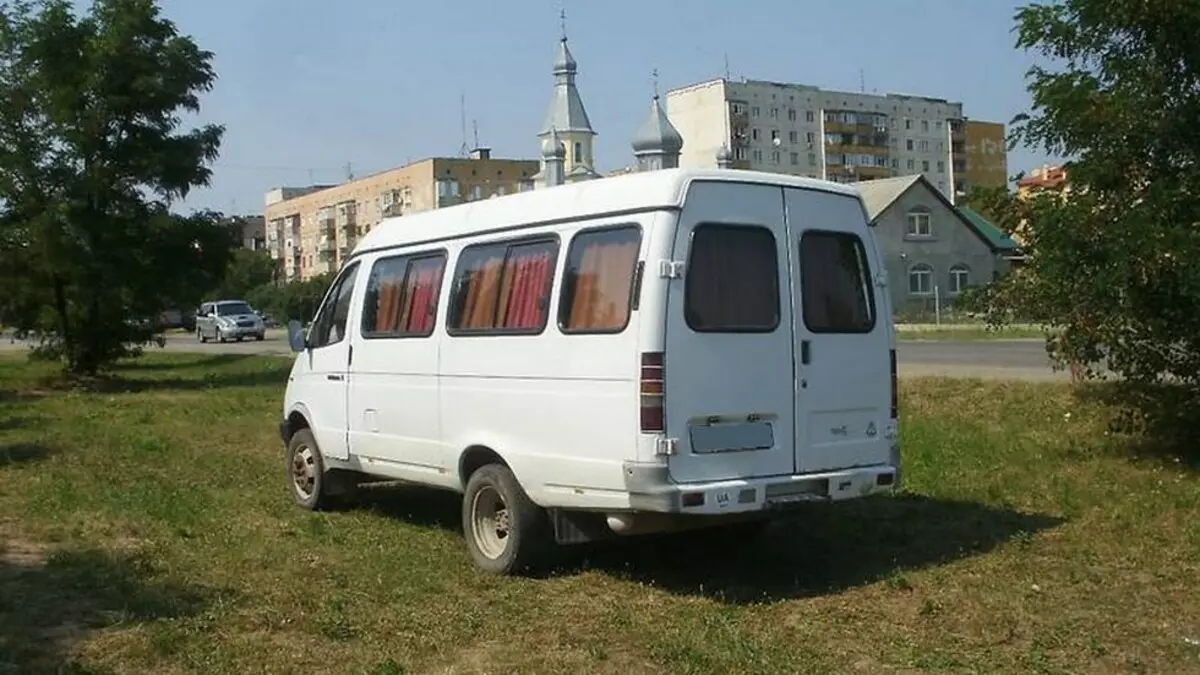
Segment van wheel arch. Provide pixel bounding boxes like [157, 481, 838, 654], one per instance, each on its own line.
[458, 445, 508, 489]
[285, 411, 310, 444]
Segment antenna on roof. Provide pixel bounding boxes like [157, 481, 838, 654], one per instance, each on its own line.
[345, 162, 354, 181]
[860, 68, 866, 93]
[472, 119, 480, 149]
[459, 93, 469, 158]
[724, 53, 730, 81]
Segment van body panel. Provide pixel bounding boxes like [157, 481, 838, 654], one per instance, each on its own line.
[278, 168, 897, 520]
[663, 181, 797, 484]
[435, 214, 651, 507]
[784, 187, 893, 473]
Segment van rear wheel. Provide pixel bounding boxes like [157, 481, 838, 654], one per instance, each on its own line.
[462, 463, 551, 575]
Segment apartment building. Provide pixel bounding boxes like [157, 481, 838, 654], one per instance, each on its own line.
[264, 149, 539, 281]
[664, 78, 1007, 202]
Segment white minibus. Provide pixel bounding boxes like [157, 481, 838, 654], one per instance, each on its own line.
[278, 168, 900, 575]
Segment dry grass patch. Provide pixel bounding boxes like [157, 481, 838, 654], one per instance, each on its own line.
[0, 353, 1197, 674]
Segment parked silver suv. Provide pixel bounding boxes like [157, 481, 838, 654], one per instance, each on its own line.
[196, 300, 266, 343]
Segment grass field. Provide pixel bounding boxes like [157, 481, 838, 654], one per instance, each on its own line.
[1, 354, 1197, 674]
[893, 324, 1048, 342]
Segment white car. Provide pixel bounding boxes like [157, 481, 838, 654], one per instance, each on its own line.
[196, 300, 266, 343]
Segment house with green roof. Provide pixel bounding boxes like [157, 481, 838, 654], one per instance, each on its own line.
[853, 174, 1021, 317]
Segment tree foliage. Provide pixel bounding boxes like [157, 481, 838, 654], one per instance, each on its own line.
[246, 273, 332, 326]
[0, 0, 227, 374]
[984, 0, 1200, 385]
[212, 246, 279, 301]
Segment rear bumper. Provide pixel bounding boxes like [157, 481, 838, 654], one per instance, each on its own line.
[622, 462, 899, 515]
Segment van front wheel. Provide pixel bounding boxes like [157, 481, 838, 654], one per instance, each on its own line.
[286, 428, 336, 511]
[462, 463, 551, 575]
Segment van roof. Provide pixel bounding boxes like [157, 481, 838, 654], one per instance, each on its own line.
[351, 168, 861, 256]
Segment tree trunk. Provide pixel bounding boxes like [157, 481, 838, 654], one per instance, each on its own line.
[51, 273, 76, 371]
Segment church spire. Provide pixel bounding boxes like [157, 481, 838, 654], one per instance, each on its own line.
[632, 70, 684, 172]
[538, 7, 598, 181]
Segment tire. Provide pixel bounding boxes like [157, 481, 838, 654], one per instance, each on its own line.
[462, 463, 552, 575]
[255, 333, 265, 342]
[285, 428, 337, 511]
[197, 328, 208, 344]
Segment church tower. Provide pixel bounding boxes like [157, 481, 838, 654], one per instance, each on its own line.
[631, 74, 684, 172]
[536, 13, 599, 184]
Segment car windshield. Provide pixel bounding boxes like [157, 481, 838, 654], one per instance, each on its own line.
[216, 302, 254, 316]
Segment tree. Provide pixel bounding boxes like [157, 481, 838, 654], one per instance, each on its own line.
[984, 0, 1200, 385]
[212, 246, 279, 300]
[0, 0, 227, 374]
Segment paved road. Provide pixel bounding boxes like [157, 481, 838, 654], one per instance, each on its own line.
[1, 329, 1065, 380]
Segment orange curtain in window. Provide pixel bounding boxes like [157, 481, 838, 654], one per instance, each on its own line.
[400, 260, 443, 334]
[498, 248, 552, 330]
[566, 240, 639, 330]
[458, 252, 506, 330]
[374, 273, 404, 333]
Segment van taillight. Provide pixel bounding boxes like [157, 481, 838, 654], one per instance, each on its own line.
[890, 348, 898, 419]
[640, 351, 665, 432]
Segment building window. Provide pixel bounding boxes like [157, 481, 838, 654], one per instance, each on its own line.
[770, 107, 779, 119]
[907, 208, 933, 236]
[734, 146, 747, 160]
[447, 238, 559, 335]
[949, 264, 971, 293]
[937, 160, 945, 173]
[751, 106, 760, 117]
[907, 159, 915, 170]
[806, 131, 814, 143]
[790, 152, 799, 165]
[921, 120, 929, 132]
[436, 179, 459, 198]
[360, 252, 446, 338]
[808, 153, 817, 166]
[787, 108, 797, 121]
[905, 118, 912, 130]
[919, 140, 930, 152]
[770, 129, 779, 142]
[685, 224, 780, 332]
[891, 158, 899, 169]
[908, 264, 933, 295]
[558, 226, 641, 334]
[574, 142, 583, 164]
[922, 160, 930, 172]
[805, 110, 814, 122]
[752, 128, 761, 141]
[906, 139, 914, 151]
[752, 149, 763, 162]
[771, 151, 781, 164]
[468, 185, 483, 201]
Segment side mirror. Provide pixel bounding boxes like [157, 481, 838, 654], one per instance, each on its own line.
[286, 319, 307, 353]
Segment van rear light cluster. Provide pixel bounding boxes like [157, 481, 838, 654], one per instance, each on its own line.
[640, 351, 665, 432]
[890, 348, 899, 419]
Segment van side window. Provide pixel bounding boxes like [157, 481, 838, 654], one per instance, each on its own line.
[447, 238, 558, 335]
[360, 252, 446, 339]
[800, 230, 875, 333]
[684, 224, 780, 332]
[558, 225, 641, 334]
[309, 262, 360, 348]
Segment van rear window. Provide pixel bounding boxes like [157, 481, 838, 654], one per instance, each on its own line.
[685, 224, 780, 333]
[800, 230, 875, 333]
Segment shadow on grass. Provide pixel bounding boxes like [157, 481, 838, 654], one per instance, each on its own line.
[0, 442, 55, 468]
[346, 484, 1061, 605]
[0, 415, 40, 432]
[0, 548, 219, 673]
[563, 494, 1063, 604]
[352, 483, 462, 532]
[1075, 381, 1200, 470]
[114, 353, 252, 372]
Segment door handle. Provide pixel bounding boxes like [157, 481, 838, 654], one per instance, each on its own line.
[800, 340, 811, 365]
[327, 374, 344, 381]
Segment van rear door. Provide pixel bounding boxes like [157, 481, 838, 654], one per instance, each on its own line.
[784, 187, 892, 473]
[662, 181, 796, 484]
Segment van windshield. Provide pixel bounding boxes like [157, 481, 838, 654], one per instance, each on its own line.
[216, 302, 254, 317]
[799, 230, 875, 333]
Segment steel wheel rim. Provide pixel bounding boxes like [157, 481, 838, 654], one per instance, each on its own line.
[470, 485, 510, 560]
[291, 444, 316, 499]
